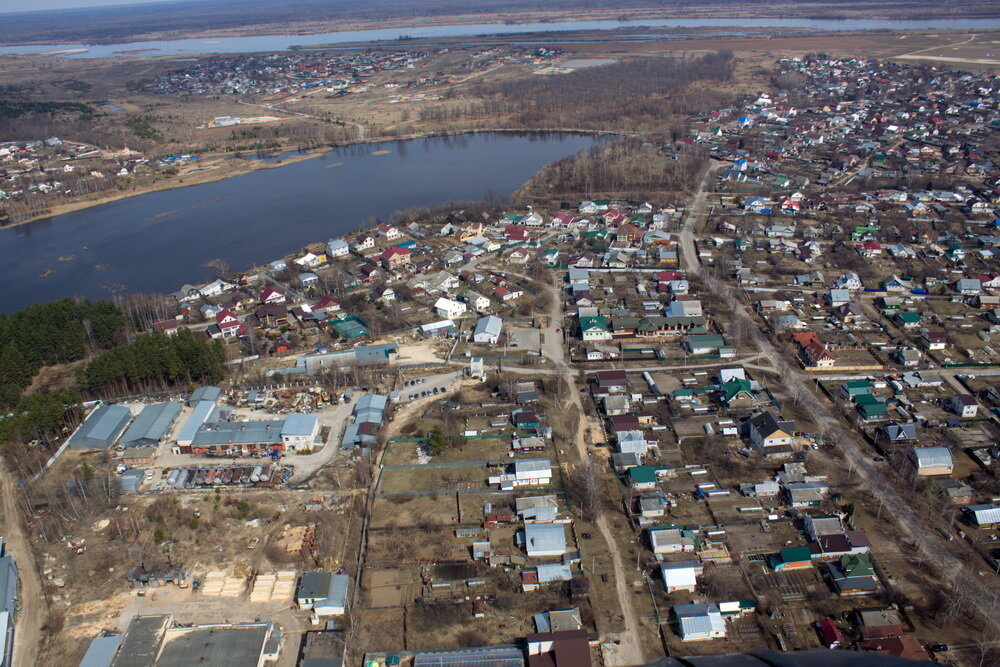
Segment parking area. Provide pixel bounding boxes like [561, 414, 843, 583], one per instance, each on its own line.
[398, 371, 461, 402]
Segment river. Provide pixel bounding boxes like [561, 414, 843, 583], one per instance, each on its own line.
[0, 133, 601, 312]
[2, 17, 998, 58]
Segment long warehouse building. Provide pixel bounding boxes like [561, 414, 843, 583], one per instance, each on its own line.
[120, 402, 183, 448]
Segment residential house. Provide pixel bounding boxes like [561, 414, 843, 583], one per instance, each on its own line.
[592, 370, 628, 396]
[381, 246, 411, 271]
[523, 523, 568, 558]
[747, 412, 795, 456]
[434, 297, 467, 320]
[770, 546, 813, 571]
[674, 603, 726, 641]
[260, 287, 286, 305]
[660, 561, 703, 594]
[648, 525, 697, 554]
[920, 330, 948, 350]
[911, 446, 954, 476]
[326, 238, 350, 258]
[948, 394, 979, 418]
[495, 285, 523, 302]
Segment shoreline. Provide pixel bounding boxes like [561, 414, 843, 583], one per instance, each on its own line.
[1, 128, 622, 231]
[1, 7, 998, 48]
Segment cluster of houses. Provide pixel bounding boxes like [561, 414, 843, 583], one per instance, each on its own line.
[691, 57, 1000, 216]
[0, 137, 146, 206]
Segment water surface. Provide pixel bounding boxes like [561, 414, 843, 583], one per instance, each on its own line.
[1, 17, 995, 58]
[0, 132, 600, 311]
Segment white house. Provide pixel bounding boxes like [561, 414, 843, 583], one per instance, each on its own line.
[295, 252, 321, 268]
[489, 458, 552, 490]
[377, 224, 401, 240]
[466, 291, 491, 313]
[834, 273, 863, 291]
[326, 239, 350, 258]
[660, 561, 703, 593]
[434, 297, 467, 320]
[472, 316, 503, 345]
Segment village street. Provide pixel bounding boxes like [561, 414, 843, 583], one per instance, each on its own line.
[680, 161, 1000, 633]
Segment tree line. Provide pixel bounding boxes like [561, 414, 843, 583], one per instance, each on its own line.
[517, 138, 708, 202]
[421, 51, 735, 132]
[76, 328, 226, 397]
[0, 298, 126, 407]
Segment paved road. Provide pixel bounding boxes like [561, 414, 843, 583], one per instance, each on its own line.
[0, 461, 45, 667]
[681, 161, 1000, 631]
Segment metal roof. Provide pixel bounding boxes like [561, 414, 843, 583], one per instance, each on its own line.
[281, 413, 318, 437]
[68, 404, 132, 450]
[913, 446, 952, 468]
[0, 556, 16, 613]
[188, 386, 221, 406]
[191, 420, 283, 447]
[472, 316, 503, 341]
[675, 603, 724, 637]
[523, 523, 567, 555]
[413, 646, 524, 667]
[513, 459, 550, 474]
[968, 504, 1000, 525]
[120, 402, 182, 447]
[297, 573, 348, 607]
[535, 563, 572, 583]
[80, 635, 123, 667]
[176, 400, 217, 445]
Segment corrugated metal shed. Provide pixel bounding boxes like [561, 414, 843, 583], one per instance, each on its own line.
[412, 647, 524, 667]
[968, 504, 1000, 526]
[67, 404, 131, 450]
[121, 402, 182, 448]
[80, 634, 123, 667]
[188, 386, 221, 406]
[176, 401, 217, 446]
[118, 469, 145, 494]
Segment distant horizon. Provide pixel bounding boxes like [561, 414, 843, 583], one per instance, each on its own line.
[0, 0, 199, 15]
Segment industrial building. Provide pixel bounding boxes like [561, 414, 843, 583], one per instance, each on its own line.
[295, 572, 349, 616]
[0, 538, 16, 667]
[67, 404, 132, 450]
[187, 385, 221, 406]
[82, 613, 280, 667]
[175, 401, 226, 447]
[280, 414, 320, 452]
[120, 402, 182, 448]
[187, 420, 285, 456]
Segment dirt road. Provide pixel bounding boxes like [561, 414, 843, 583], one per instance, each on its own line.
[500, 265, 645, 666]
[681, 160, 1000, 632]
[0, 462, 45, 667]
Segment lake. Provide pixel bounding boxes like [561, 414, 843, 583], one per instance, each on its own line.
[1, 17, 997, 58]
[0, 132, 601, 312]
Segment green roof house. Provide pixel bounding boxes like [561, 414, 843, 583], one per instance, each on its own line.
[770, 546, 813, 571]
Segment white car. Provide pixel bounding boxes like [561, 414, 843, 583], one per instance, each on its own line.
[144, 470, 155, 480]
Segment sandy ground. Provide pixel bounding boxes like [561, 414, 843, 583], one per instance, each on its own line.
[0, 460, 46, 667]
